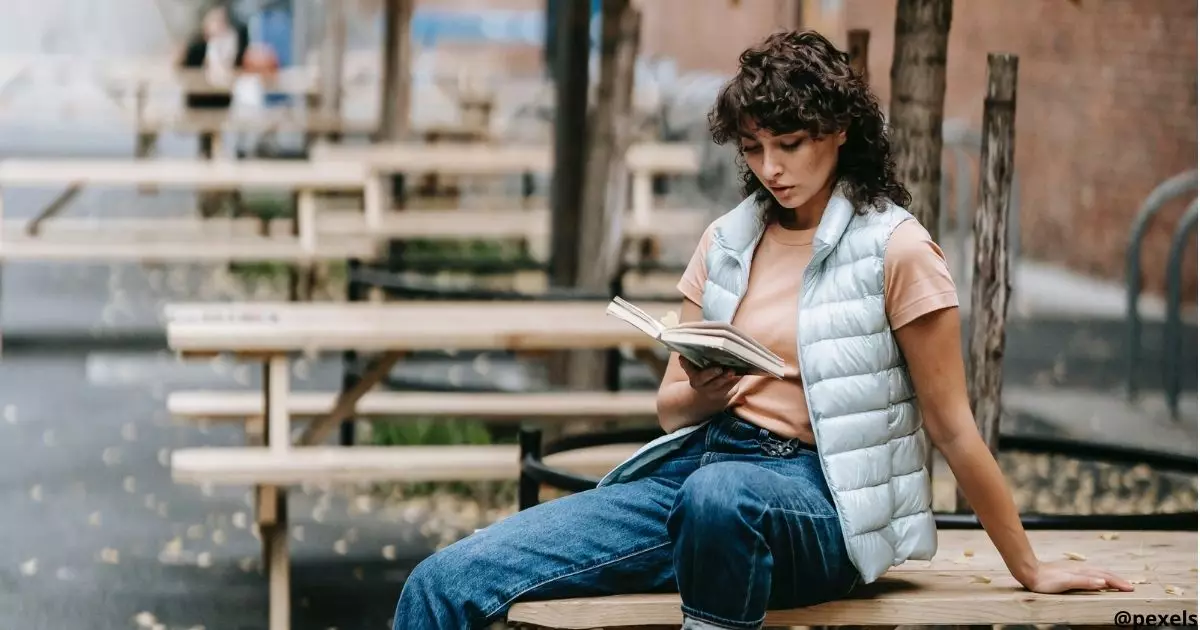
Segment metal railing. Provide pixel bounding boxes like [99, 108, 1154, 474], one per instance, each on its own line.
[1123, 170, 1197, 402]
[517, 425, 1197, 531]
[1164, 199, 1198, 417]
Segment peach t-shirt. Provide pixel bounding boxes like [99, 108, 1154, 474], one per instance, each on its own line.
[676, 217, 958, 442]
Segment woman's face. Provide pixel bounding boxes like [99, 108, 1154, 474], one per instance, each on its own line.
[738, 120, 845, 210]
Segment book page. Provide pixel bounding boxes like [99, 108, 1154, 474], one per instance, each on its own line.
[668, 320, 781, 365]
[663, 327, 783, 367]
[605, 296, 665, 339]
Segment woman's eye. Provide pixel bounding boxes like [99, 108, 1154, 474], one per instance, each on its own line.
[740, 145, 761, 153]
[781, 139, 803, 150]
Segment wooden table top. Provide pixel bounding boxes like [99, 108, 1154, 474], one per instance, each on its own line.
[310, 141, 700, 175]
[164, 300, 681, 355]
[0, 159, 369, 188]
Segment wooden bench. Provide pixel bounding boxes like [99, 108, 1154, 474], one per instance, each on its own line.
[172, 443, 638, 486]
[164, 299, 677, 630]
[309, 141, 701, 233]
[168, 390, 657, 422]
[507, 529, 1196, 628]
[0, 158, 376, 258]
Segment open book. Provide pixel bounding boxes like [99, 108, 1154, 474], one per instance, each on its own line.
[606, 296, 787, 379]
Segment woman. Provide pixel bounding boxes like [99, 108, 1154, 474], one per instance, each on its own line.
[392, 29, 1132, 630]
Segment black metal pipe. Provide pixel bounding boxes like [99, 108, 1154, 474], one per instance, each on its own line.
[935, 511, 1197, 531]
[518, 426, 544, 511]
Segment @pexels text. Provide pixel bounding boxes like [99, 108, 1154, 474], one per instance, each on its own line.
[1113, 610, 1197, 626]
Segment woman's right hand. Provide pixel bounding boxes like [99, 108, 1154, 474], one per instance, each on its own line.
[677, 355, 742, 408]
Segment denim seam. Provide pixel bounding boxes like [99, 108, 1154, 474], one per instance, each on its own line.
[679, 602, 766, 630]
[740, 504, 769, 621]
[483, 540, 672, 619]
[768, 506, 839, 520]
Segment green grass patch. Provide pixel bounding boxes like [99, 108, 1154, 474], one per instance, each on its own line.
[372, 415, 519, 498]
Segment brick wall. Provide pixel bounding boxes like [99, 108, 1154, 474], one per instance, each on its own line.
[636, 0, 1197, 301]
[842, 0, 1197, 302]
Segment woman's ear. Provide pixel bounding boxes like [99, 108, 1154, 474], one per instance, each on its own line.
[836, 130, 847, 146]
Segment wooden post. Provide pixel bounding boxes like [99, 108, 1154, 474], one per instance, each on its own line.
[379, 0, 414, 143]
[567, 0, 642, 400]
[847, 28, 870, 84]
[547, 0, 591, 290]
[319, 0, 346, 140]
[957, 53, 1018, 513]
[887, 0, 952, 243]
[545, 0, 592, 393]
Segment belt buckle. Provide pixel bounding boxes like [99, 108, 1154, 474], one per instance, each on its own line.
[761, 436, 796, 457]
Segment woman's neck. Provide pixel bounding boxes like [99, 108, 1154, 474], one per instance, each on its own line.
[776, 182, 834, 231]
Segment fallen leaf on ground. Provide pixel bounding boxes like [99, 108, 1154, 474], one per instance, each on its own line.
[29, 485, 42, 502]
[970, 575, 991, 584]
[123, 477, 137, 493]
[1063, 551, 1087, 561]
[962, 549, 974, 557]
[382, 545, 396, 561]
[134, 612, 157, 628]
[232, 511, 248, 529]
[1099, 532, 1120, 541]
[20, 558, 37, 576]
[88, 512, 101, 526]
[334, 539, 348, 555]
[99, 548, 120, 564]
[1129, 577, 1149, 584]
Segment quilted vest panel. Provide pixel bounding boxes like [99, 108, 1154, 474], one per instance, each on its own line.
[701, 191, 938, 584]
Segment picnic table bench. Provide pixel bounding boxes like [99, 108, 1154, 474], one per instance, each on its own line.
[508, 529, 1196, 627]
[0, 158, 379, 260]
[309, 141, 702, 233]
[163, 299, 678, 630]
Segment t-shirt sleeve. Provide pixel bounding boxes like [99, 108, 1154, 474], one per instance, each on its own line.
[676, 224, 714, 305]
[884, 219, 959, 329]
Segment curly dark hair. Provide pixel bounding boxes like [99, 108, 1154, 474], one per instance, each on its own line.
[707, 30, 910, 215]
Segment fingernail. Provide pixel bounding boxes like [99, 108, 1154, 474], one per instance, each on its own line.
[1093, 579, 1104, 587]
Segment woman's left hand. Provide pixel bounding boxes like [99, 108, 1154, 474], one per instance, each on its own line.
[1020, 560, 1135, 594]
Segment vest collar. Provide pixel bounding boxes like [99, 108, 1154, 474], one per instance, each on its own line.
[712, 183, 856, 266]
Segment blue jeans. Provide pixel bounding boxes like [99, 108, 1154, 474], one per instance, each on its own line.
[392, 413, 860, 629]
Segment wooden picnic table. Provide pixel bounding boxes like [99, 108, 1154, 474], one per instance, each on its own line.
[163, 298, 678, 630]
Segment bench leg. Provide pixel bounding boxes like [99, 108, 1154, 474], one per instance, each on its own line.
[261, 487, 290, 630]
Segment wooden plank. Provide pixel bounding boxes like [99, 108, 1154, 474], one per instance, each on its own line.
[0, 238, 376, 262]
[317, 207, 708, 240]
[309, 142, 699, 175]
[102, 65, 321, 96]
[508, 530, 1196, 628]
[136, 109, 377, 135]
[163, 300, 679, 354]
[170, 443, 640, 485]
[0, 159, 368, 188]
[168, 390, 660, 420]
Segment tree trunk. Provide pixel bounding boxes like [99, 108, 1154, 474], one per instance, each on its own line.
[887, 9, 953, 630]
[565, 0, 642, 416]
[887, 0, 952, 243]
[957, 53, 1018, 512]
[379, 0, 414, 142]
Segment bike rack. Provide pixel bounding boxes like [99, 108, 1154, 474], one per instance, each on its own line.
[1123, 170, 1197, 401]
[1163, 199, 1198, 417]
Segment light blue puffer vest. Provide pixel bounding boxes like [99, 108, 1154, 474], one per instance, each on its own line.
[597, 188, 938, 584]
